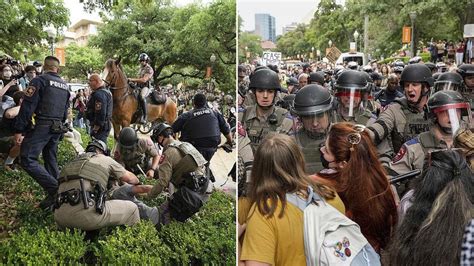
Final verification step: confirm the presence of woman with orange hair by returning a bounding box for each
[316,122,398,253]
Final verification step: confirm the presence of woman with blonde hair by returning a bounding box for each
[239,133,344,266]
[316,122,398,253]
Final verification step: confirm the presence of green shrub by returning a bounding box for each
[97,221,171,265]
[1,228,86,264]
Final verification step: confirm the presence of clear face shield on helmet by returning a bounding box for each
[433,81,462,93]
[335,87,363,117]
[300,111,333,137]
[433,102,472,137]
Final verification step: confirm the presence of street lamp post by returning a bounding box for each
[311,46,315,61]
[409,11,417,57]
[317,49,321,62]
[46,28,56,56]
[353,30,360,52]
[328,40,333,48]
[23,48,28,64]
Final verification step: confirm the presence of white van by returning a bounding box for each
[336,52,365,66]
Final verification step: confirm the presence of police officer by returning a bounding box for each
[114,127,160,179]
[54,140,143,230]
[172,93,232,181]
[148,123,209,224]
[388,90,471,176]
[367,63,433,165]
[239,68,294,152]
[286,77,299,94]
[86,74,112,143]
[291,84,334,173]
[308,72,325,86]
[333,70,373,124]
[457,64,474,111]
[128,53,154,124]
[432,72,464,93]
[14,56,70,210]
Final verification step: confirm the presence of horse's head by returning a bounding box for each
[103,57,126,88]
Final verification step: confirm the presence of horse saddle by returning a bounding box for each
[148,91,167,105]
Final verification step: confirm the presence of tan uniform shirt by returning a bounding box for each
[389,128,448,176]
[239,105,294,152]
[115,137,159,170]
[149,140,205,198]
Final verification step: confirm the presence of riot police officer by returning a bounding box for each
[239,68,294,152]
[86,74,112,143]
[308,72,325,86]
[128,53,154,124]
[14,56,70,210]
[388,90,471,176]
[457,64,474,111]
[172,93,232,181]
[433,72,464,93]
[148,123,209,224]
[333,70,373,124]
[367,63,433,165]
[114,127,160,179]
[54,140,143,230]
[291,84,334,173]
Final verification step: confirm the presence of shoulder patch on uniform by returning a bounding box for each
[405,137,419,146]
[95,101,102,111]
[25,86,36,97]
[237,121,246,137]
[159,154,166,164]
[392,144,407,163]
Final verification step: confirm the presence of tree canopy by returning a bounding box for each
[89,0,236,92]
[273,0,473,60]
[0,0,69,59]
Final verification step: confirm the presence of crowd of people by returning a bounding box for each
[237,56,474,265]
[0,53,235,240]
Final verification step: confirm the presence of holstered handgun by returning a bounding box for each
[95,184,105,214]
[79,179,89,209]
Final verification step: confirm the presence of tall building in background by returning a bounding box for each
[255,13,276,43]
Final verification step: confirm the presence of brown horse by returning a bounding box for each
[104,58,177,139]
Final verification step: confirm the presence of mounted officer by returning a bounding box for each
[114,127,160,179]
[147,123,209,224]
[86,74,112,143]
[367,63,434,165]
[239,68,294,152]
[128,53,154,124]
[291,84,334,173]
[14,56,70,210]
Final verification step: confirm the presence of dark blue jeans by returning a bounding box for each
[20,125,62,196]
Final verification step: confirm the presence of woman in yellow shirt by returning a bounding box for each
[239,134,345,266]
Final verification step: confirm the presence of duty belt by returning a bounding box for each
[56,188,96,208]
[35,118,62,125]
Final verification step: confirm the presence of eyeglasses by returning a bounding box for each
[347,124,366,146]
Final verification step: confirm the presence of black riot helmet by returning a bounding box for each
[151,123,173,142]
[427,90,472,136]
[286,77,299,86]
[400,63,434,88]
[425,62,437,73]
[433,72,464,93]
[85,139,108,155]
[139,53,149,62]
[249,68,281,91]
[458,64,474,78]
[335,70,368,90]
[118,127,138,149]
[308,72,325,85]
[276,94,296,110]
[292,84,334,117]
